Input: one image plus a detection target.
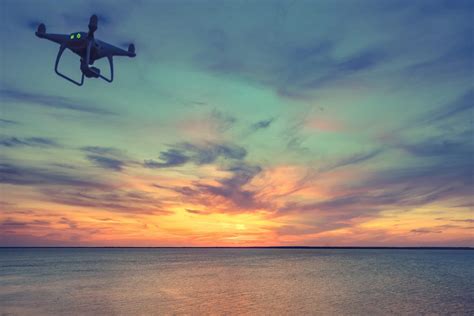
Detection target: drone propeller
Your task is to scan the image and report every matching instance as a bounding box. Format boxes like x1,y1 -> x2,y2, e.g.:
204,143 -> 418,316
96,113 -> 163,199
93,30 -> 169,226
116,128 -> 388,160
36,23 -> 46,36
128,44 -> 135,55
88,14 -> 98,38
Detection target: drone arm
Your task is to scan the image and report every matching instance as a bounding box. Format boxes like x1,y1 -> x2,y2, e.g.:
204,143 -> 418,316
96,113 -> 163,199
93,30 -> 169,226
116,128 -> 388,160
55,44 -> 84,86
97,40 -> 136,58
35,24 -> 68,45
36,32 -> 69,45
110,47 -> 132,57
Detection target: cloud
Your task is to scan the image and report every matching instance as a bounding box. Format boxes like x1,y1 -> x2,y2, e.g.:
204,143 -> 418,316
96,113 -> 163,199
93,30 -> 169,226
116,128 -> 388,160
321,149 -> 383,172
0,136 -> 60,148
0,233 -> 80,247
399,139 -> 472,158
0,219 -> 28,227
410,228 -> 443,234
0,88 -> 116,115
81,146 -> 124,156
210,109 -> 237,132
144,141 -> 247,168
359,141 -> 471,207
451,219 -> 474,223
362,134 -> 473,204
276,223 -> 347,237
281,184 -> 458,218
404,26 -> 473,80
1,161 -> 169,215
197,163 -> 262,208
181,1 -> 471,102
286,48 -> 388,97
0,218 -> 51,229
186,208 -> 211,215
172,162 -> 263,211
422,89 -> 474,125
176,109 -> 237,138
276,133 -> 473,231
337,50 -> 386,73
86,155 -> 126,171
41,187 -> 170,215
197,24 -> 390,99
0,162 -> 104,188
0,118 -> 19,125
250,118 -> 274,131
144,149 -> 189,168
81,146 -> 129,171
184,142 -> 246,164
154,160 -> 263,212
57,217 -> 78,229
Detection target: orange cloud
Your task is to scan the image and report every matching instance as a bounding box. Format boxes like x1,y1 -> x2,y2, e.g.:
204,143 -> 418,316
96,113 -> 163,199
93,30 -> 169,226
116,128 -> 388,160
304,117 -> 346,132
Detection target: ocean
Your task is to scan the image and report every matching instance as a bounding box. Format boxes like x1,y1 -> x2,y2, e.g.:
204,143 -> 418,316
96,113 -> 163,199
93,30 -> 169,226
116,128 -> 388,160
0,248 -> 473,315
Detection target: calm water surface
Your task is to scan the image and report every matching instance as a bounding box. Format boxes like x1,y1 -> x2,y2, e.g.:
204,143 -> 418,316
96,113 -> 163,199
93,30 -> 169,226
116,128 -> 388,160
0,248 -> 473,315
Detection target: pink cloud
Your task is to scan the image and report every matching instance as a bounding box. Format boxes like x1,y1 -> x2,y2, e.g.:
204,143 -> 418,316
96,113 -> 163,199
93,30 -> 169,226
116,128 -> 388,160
304,117 -> 346,132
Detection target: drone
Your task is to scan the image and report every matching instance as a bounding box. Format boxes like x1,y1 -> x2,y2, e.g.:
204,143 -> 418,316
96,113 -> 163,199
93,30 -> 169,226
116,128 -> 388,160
35,14 -> 136,86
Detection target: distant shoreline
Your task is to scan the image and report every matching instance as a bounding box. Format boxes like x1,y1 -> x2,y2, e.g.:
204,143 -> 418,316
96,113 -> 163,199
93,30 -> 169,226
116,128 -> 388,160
0,246 -> 472,250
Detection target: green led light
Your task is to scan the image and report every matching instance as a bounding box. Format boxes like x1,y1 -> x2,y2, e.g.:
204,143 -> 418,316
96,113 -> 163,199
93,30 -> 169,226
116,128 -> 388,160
77,33 -> 81,39
70,34 -> 74,39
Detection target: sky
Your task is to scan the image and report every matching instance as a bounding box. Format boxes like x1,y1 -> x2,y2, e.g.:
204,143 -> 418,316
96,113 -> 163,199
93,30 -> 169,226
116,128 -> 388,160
0,0 -> 473,246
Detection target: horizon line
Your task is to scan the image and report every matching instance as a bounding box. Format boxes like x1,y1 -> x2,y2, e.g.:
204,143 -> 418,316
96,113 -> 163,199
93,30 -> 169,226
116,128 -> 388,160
1,246 -> 472,250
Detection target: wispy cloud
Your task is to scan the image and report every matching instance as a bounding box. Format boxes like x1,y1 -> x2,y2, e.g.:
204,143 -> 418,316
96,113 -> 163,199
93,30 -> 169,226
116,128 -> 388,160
0,218 -> 51,229
86,155 -> 126,171
250,118 -> 274,132
81,146 -> 129,171
161,161 -> 263,212
422,89 -> 474,125
144,141 -> 247,168
320,149 -> 383,172
145,149 -> 189,168
41,187 -> 171,215
410,228 -> 443,234
186,208 -> 211,215
0,162 -> 105,188
81,146 -> 124,156
195,162 -> 263,210
0,136 -> 60,148
0,118 -> 19,126
0,88 -> 116,115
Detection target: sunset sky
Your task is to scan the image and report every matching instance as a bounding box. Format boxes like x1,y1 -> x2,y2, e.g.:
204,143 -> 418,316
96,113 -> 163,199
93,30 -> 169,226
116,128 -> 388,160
1,0 -> 472,246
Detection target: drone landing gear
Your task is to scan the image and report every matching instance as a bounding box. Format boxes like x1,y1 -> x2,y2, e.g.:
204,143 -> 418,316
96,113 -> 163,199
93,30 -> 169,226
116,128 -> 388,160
55,44 -> 84,86
85,41 -> 114,83
54,43 -> 114,86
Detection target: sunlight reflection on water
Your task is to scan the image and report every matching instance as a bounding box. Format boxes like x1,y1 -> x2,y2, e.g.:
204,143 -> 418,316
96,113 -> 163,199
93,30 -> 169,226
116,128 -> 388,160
1,248 -> 473,315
